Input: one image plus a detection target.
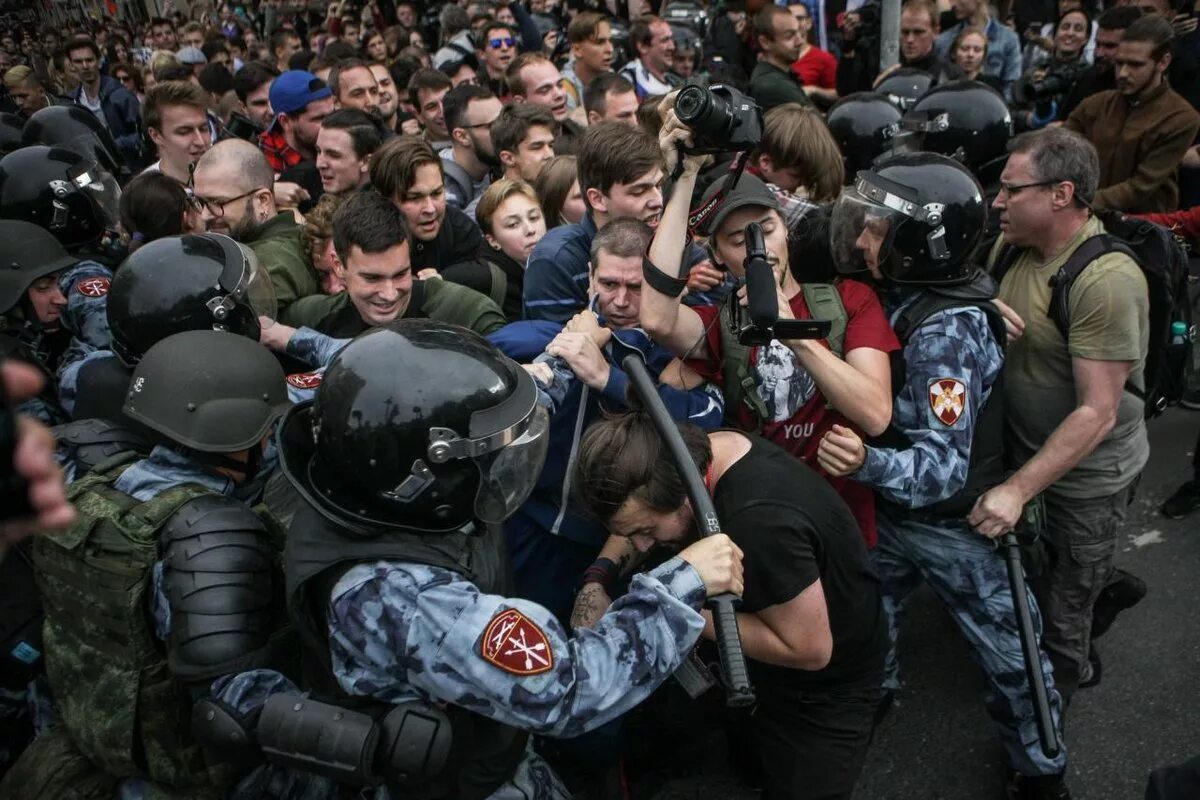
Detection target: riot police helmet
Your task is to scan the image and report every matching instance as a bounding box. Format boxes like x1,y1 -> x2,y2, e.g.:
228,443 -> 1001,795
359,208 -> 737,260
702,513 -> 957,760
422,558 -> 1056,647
22,105 -> 125,177
278,320 -> 550,535
826,92 -> 903,178
894,80 -> 1013,176
0,113 -> 25,156
107,233 -> 277,366
0,145 -> 121,251
123,330 -> 290,453
874,67 -> 935,111
0,220 -> 79,315
830,151 -> 985,284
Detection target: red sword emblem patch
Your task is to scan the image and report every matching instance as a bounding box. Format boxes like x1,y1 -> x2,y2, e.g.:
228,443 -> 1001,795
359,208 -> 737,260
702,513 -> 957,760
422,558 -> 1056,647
75,277 -> 110,297
481,608 -> 555,677
286,371 -> 323,389
928,377 -> 967,426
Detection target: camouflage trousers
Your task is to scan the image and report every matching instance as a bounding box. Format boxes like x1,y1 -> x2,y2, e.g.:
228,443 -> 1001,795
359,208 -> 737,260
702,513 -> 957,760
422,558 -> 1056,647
872,508 -> 1068,777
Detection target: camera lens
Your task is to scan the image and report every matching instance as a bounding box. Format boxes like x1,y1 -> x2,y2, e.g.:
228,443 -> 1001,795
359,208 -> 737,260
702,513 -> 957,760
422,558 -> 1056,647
675,85 -> 710,125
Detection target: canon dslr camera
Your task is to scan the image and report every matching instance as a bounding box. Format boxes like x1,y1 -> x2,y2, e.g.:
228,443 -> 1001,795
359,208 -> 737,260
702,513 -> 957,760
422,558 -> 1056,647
674,84 -> 764,154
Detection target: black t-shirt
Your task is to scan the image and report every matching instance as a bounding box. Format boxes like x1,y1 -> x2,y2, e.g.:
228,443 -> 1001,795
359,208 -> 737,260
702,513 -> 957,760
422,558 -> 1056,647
712,434 -> 887,691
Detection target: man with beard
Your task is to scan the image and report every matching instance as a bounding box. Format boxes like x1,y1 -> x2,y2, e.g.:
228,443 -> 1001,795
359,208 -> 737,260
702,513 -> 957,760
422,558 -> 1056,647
749,5 -> 813,111
441,83 -> 503,211
1057,6 -> 1143,121
141,81 -> 212,184
1065,14 -> 1200,211
192,139 -> 316,314
260,70 -> 334,174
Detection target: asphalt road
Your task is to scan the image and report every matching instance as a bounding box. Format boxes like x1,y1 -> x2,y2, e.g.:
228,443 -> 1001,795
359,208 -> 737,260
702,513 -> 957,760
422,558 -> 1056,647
650,407 -> 1200,800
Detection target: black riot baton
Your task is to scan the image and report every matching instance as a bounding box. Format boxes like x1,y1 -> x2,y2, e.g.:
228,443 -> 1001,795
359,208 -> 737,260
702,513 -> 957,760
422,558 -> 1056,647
1001,533 -> 1060,758
621,353 -> 756,709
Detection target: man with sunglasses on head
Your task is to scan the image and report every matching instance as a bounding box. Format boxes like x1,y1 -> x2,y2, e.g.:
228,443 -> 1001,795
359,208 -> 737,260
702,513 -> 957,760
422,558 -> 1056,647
192,139 -> 316,317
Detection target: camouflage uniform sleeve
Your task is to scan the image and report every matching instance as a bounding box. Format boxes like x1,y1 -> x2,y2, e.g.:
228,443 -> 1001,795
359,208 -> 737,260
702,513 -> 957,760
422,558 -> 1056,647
329,557 -> 706,739
855,307 -> 1003,509
284,327 -> 351,369
57,261 -> 113,351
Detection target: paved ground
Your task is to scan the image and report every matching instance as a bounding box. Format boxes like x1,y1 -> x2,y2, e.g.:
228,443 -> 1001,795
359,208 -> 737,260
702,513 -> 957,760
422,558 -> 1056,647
649,408 -> 1200,800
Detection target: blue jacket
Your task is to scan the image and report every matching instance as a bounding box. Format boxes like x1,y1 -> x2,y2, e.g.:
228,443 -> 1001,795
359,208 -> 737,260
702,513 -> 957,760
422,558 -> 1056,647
489,319 -> 724,547
72,76 -> 143,168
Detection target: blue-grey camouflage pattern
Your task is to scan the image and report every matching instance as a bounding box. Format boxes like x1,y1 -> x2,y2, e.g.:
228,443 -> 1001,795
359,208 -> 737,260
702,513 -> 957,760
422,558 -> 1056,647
279,327 -> 351,403
855,304 -> 1003,507
55,347 -> 112,418
851,298 -> 1066,777
324,556 -> 706,794
873,512 -> 1067,776
57,261 -> 113,356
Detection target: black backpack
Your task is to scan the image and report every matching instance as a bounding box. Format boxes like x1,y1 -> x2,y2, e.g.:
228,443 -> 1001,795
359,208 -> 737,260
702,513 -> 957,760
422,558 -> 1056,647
992,209 -> 1192,419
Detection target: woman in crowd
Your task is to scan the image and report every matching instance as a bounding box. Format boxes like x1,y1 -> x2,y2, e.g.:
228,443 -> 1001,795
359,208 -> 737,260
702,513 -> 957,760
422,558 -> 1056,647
439,178 -> 546,321
364,30 -> 389,63
535,154 -> 586,228
1014,8 -> 1091,128
945,27 -> 1003,91
119,171 -> 203,250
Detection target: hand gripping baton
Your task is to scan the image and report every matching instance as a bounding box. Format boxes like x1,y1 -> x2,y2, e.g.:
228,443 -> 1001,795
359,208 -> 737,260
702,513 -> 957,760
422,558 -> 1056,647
1001,533 -> 1060,758
621,353 -> 756,708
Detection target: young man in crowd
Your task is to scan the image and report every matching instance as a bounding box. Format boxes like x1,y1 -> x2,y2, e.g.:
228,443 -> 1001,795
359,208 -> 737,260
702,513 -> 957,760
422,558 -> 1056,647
368,61 -> 400,132
408,68 -> 454,151
232,62 -> 278,130
562,11 -> 615,110
260,70 -> 334,173
494,103 -> 556,185
329,58 -> 381,117
620,15 -> 681,99
749,5 -> 813,111
584,73 -> 639,127
272,29 -> 301,74
143,80 -> 212,184
315,109 -> 382,197
65,36 -> 142,167
478,21 -> 519,97
507,53 -> 584,155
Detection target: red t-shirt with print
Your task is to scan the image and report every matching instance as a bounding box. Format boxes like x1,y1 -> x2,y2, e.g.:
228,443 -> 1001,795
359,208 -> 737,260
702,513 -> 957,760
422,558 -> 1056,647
792,47 -> 838,90
687,279 -> 899,548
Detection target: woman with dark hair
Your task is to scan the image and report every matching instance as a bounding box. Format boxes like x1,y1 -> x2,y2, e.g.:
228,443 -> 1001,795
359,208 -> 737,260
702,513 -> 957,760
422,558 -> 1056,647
110,62 -> 144,104
534,155 -> 586,228
118,171 -> 202,250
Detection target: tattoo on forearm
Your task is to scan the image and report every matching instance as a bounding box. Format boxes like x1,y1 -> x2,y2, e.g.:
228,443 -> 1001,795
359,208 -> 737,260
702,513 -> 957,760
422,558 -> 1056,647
570,585 -> 609,629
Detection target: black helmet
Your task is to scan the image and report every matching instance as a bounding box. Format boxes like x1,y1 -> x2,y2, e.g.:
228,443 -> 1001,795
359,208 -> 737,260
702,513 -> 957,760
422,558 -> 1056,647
874,68 -> 935,111
830,151 -> 985,285
0,220 -> 79,315
107,233 -> 277,366
826,93 -> 903,178
22,105 -> 125,177
0,113 -> 24,156
895,80 -> 1013,177
0,145 -> 121,251
123,330 -> 290,453
278,320 -> 549,534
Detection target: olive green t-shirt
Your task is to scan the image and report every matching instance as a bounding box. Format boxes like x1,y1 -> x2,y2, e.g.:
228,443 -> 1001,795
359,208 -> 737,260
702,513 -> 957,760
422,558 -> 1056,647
991,216 -> 1150,498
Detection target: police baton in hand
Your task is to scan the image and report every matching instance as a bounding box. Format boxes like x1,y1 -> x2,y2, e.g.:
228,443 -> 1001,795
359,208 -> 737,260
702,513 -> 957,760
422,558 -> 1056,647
621,353 -> 756,709
1001,533 -> 1060,758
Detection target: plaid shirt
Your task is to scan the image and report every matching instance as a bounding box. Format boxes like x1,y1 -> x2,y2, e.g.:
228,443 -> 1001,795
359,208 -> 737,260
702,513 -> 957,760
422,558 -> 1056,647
259,127 -> 303,173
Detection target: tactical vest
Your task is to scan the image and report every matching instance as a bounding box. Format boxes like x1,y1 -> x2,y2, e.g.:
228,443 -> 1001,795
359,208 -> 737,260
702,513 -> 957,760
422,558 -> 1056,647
717,282 -> 848,427
873,275 -> 1008,519
32,454 -> 258,793
284,505 -> 528,800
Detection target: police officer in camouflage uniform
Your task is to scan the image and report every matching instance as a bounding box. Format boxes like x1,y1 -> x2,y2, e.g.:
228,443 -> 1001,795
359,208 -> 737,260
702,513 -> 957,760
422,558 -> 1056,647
2,330 -> 294,799
818,153 -> 1070,800
254,320 -> 742,798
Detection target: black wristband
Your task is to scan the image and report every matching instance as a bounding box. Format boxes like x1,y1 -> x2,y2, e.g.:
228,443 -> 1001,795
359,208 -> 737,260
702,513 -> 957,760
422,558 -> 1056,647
581,557 -> 619,592
642,255 -> 689,298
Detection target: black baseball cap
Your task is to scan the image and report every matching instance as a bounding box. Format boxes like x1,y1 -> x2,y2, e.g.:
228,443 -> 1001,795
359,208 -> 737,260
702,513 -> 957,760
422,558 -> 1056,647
695,172 -> 781,237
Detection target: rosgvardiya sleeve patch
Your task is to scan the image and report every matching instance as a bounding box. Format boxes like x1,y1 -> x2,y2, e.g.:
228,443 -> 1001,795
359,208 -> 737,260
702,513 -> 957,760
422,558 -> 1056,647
928,377 -> 967,426
480,608 -> 555,676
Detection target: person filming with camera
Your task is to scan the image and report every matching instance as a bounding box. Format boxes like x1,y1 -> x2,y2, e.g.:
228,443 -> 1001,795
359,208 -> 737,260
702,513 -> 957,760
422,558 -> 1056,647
639,87 -> 900,550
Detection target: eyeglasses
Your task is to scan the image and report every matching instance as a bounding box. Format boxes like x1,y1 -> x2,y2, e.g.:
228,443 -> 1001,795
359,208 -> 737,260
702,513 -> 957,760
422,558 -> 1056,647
189,187 -> 263,217
488,37 -> 516,49
997,179 -> 1059,197
462,116 -> 500,129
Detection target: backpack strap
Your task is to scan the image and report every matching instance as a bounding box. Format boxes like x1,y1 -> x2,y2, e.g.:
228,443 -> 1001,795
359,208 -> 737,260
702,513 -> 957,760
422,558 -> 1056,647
440,159 -> 476,210
800,282 -> 847,359
487,262 -> 509,312
990,242 -> 1022,286
717,302 -> 769,429
1046,233 -> 1147,400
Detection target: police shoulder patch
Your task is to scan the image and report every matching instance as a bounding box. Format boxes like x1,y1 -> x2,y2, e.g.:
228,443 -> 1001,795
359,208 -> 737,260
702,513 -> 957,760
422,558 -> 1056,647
286,371 -> 322,389
480,608 -> 555,677
75,277 -> 110,297
928,377 -> 967,426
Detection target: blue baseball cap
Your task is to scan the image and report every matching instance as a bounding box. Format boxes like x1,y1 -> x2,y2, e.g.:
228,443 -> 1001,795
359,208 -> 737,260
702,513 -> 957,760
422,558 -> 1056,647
269,70 -> 332,117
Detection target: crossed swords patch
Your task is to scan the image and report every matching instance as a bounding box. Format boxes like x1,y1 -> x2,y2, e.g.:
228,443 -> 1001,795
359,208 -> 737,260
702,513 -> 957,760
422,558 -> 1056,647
481,608 -> 555,676
928,377 -> 967,427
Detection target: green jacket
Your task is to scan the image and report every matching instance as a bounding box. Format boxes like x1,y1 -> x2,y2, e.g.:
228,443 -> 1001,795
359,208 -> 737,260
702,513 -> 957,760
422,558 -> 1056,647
280,277 -> 507,338
245,212 -> 316,314
749,60 -> 813,112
